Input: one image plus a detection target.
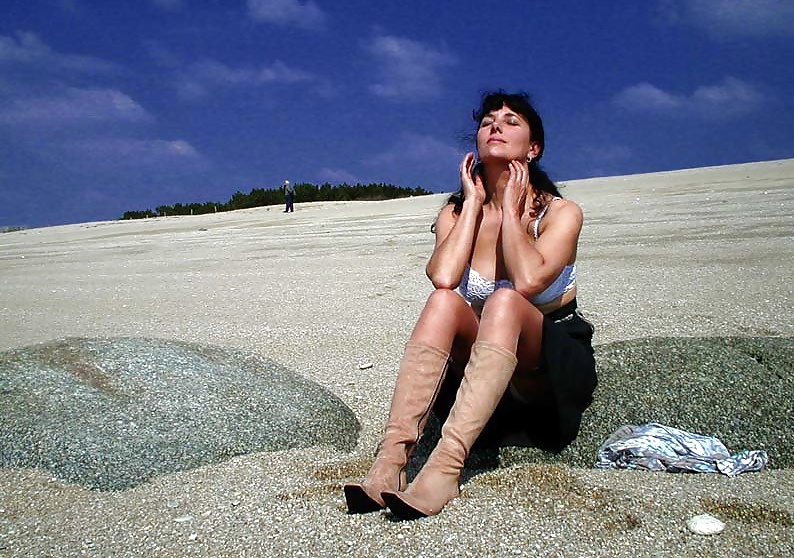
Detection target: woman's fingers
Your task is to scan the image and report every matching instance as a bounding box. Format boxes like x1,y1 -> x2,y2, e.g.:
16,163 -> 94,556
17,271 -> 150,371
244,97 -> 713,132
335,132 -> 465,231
459,152 -> 475,186
459,154 -> 469,181
508,160 -> 523,192
504,160 -> 530,215
458,152 -> 485,205
514,160 -> 528,187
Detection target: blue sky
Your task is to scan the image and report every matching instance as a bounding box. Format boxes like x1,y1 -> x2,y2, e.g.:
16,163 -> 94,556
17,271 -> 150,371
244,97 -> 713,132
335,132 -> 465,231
1,0 -> 792,228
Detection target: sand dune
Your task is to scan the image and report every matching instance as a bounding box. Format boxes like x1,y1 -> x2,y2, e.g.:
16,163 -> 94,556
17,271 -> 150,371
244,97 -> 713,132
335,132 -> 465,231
1,159 -> 792,557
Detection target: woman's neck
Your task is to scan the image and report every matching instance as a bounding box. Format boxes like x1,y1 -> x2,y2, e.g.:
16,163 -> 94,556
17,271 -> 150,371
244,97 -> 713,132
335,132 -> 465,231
482,165 -> 509,207
482,163 -> 537,211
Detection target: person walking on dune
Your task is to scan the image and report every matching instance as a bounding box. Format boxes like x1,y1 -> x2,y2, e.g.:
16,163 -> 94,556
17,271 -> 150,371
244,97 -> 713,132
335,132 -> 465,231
283,180 -> 295,213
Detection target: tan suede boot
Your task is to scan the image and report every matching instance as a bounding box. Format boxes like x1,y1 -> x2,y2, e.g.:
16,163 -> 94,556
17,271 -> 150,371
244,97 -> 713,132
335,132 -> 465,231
344,342 -> 449,513
381,341 -> 517,519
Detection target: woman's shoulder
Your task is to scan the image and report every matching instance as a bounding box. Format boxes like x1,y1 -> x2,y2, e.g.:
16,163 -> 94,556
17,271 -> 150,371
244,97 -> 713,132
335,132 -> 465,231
431,202 -> 458,235
542,197 -> 583,231
549,197 -> 582,217
437,202 -> 459,221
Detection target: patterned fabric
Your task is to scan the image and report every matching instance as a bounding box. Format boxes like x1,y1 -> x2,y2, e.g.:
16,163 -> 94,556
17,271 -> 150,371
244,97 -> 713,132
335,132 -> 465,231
458,263 -> 576,307
595,423 -> 768,476
458,266 -> 514,307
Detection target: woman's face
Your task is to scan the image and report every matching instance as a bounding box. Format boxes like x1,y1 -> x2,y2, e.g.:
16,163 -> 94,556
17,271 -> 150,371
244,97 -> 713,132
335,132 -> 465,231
476,104 -> 535,163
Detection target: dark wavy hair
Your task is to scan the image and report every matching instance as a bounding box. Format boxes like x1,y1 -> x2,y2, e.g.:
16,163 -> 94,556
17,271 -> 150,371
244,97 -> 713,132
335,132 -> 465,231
445,90 -> 562,220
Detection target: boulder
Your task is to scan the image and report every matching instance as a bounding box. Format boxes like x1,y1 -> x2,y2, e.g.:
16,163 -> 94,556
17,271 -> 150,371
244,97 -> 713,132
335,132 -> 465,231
0,337 -> 360,490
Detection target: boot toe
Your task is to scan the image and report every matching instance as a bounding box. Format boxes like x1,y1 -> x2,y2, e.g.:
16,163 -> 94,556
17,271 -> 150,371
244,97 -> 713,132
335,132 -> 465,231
381,491 -> 432,520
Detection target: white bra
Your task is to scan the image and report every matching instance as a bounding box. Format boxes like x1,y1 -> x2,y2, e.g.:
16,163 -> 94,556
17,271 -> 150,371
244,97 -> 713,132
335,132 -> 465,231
458,264 -> 576,307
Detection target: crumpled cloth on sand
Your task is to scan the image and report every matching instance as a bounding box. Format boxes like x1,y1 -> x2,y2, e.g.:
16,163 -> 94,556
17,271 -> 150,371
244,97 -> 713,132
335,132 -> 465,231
595,422 -> 768,476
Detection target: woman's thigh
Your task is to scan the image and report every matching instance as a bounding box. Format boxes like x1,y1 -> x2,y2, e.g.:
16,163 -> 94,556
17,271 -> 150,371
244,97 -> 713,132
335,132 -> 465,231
408,288 -> 480,363
477,288 -> 544,371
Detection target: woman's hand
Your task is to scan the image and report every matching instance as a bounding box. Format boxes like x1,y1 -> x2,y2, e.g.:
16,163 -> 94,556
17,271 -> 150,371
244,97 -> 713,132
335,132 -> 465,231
503,159 -> 530,218
460,152 -> 486,206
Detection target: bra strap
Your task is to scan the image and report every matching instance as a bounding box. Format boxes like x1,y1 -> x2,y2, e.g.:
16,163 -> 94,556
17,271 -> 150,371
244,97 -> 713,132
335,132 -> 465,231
532,197 -> 562,239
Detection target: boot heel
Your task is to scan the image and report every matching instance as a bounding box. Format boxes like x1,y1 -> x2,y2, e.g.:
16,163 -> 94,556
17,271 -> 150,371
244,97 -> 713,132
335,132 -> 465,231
381,491 -> 429,520
343,484 -> 387,514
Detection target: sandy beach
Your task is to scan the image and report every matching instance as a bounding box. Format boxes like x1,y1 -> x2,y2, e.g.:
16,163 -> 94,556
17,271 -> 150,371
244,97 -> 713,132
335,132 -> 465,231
1,159 -> 793,557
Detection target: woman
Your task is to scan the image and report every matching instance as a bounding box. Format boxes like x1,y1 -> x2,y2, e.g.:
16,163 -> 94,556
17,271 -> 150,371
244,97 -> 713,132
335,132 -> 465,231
344,91 -> 597,519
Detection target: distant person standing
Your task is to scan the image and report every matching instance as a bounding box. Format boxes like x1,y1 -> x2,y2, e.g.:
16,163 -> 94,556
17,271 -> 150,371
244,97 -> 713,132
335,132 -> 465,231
283,180 -> 295,213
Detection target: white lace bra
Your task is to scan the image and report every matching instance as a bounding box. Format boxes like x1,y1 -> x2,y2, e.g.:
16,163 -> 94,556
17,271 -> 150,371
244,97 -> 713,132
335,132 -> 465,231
457,197 -> 576,308
458,264 -> 576,307
458,266 -> 514,306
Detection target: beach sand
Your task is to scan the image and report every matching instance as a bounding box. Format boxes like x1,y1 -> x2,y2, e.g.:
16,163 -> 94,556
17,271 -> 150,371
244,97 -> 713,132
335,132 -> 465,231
1,159 -> 792,557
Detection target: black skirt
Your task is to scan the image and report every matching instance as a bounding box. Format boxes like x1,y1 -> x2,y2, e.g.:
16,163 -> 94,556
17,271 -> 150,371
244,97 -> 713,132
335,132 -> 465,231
431,299 -> 597,453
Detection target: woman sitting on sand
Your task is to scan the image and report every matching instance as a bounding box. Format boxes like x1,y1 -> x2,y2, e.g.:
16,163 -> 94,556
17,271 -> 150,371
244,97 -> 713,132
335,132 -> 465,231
344,90 -> 597,519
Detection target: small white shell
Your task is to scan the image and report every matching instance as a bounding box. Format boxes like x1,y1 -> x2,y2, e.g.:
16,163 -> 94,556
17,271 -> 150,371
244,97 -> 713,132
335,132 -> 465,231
687,513 -> 725,535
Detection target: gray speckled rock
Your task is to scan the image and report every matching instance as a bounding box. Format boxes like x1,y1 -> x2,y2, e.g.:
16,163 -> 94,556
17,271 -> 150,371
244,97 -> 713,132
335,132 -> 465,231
579,336 -> 793,468
0,337 -> 360,491
433,336 -> 794,472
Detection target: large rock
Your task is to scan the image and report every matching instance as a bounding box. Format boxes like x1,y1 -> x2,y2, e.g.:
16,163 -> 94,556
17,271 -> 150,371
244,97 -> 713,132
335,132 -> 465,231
580,336 -> 794,468
425,336 -> 794,471
0,337 -> 360,490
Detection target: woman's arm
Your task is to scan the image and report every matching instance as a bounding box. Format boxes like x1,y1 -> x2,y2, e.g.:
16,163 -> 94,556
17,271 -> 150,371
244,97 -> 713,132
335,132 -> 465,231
500,161 -> 582,298
425,154 -> 485,289
426,200 -> 482,289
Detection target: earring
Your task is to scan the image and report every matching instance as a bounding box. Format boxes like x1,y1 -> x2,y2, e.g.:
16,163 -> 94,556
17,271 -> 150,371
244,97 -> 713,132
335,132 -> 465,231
526,155 -> 533,164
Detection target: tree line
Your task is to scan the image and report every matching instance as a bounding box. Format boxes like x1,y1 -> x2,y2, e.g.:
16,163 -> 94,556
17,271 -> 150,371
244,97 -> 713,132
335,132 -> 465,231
121,182 -> 433,220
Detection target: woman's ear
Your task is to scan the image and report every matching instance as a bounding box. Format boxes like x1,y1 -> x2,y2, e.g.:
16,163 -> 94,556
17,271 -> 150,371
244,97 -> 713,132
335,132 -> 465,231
527,142 -> 541,161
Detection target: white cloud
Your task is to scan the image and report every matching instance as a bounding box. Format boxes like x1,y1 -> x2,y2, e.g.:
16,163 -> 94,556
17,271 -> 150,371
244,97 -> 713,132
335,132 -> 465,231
177,58 -> 317,99
613,77 -> 764,119
0,87 -> 152,126
371,133 -> 463,166
613,83 -> 683,111
0,32 -> 47,62
691,77 -> 764,116
191,58 -> 314,85
175,81 -> 208,102
364,34 -> 457,101
582,144 -> 634,163
72,138 -> 204,166
0,31 -> 121,74
247,0 -> 327,29
144,40 -> 182,69
574,143 -> 634,178
27,137 -> 208,179
317,167 -> 359,184
659,0 -> 794,37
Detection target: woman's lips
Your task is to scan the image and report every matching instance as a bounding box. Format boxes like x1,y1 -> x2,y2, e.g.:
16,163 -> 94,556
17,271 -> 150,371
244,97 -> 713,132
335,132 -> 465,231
487,137 -> 506,144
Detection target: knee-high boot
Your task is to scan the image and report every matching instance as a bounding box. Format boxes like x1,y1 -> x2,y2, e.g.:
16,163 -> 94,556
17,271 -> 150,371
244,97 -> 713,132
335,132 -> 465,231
344,341 -> 449,513
381,341 -> 517,519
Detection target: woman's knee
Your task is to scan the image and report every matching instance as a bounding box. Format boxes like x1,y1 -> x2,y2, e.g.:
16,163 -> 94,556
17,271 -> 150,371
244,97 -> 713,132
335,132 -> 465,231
481,288 -> 527,319
413,288 -> 476,342
425,288 -> 468,312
